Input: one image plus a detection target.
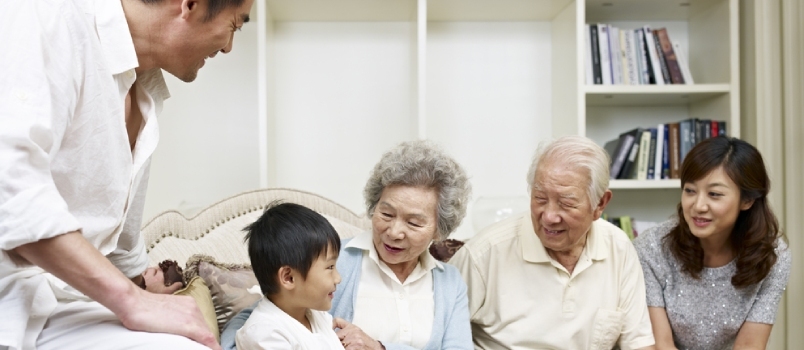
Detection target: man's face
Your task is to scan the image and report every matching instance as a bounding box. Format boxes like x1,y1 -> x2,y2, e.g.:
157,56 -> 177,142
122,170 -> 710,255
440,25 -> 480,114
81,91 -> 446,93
529,159 -> 608,256
164,0 -> 255,82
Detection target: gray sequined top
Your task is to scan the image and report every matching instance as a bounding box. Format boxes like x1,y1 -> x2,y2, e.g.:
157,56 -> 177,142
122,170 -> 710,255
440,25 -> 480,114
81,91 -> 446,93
633,219 -> 791,350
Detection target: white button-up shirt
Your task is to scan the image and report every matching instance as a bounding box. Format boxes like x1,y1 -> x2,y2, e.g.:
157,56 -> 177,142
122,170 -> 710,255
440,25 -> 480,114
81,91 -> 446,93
0,1 -> 169,348
348,231 -> 438,348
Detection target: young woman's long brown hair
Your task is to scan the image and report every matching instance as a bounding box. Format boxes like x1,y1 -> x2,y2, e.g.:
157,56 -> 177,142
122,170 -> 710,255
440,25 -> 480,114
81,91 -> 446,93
664,136 -> 781,288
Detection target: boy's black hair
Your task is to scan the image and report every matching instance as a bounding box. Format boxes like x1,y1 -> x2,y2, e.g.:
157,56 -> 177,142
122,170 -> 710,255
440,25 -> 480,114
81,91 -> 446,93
244,201 -> 341,296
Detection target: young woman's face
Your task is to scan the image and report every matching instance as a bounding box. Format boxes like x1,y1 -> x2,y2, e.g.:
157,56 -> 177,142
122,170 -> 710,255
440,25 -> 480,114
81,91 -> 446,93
681,166 -> 753,242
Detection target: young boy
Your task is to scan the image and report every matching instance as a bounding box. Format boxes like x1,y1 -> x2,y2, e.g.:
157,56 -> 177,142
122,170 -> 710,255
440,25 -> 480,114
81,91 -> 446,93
236,202 -> 344,350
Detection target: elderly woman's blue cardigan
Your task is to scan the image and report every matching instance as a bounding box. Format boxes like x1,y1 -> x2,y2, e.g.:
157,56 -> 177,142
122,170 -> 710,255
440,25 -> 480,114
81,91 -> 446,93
220,235 -> 473,350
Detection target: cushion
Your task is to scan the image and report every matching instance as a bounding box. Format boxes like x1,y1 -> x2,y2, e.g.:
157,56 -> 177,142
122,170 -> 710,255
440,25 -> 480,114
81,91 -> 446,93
185,254 -> 260,331
174,276 -> 220,342
429,239 -> 465,262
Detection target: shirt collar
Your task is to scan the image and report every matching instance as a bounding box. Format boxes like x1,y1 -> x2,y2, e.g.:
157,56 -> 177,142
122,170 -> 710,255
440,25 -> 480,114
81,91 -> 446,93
346,230 -> 444,272
93,0 -> 139,75
519,214 -> 609,263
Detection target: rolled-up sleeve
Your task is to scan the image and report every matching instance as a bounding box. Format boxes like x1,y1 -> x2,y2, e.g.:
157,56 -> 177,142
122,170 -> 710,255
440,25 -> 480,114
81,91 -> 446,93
0,1 -> 82,251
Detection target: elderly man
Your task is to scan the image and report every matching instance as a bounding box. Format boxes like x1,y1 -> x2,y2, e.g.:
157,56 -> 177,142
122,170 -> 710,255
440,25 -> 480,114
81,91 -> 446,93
449,136 -> 655,350
0,0 -> 253,349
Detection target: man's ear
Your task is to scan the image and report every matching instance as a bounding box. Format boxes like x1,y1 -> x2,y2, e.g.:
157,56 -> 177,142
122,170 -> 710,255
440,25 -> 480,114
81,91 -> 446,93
277,266 -> 296,291
593,190 -> 613,220
180,0 -> 200,20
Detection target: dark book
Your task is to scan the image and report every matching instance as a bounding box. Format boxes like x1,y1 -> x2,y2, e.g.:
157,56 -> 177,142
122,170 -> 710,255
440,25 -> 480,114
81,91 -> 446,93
702,119 -> 711,141
646,128 -> 658,180
679,119 -> 693,165
635,29 -> 651,85
604,133 -> 636,179
652,30 -> 672,84
668,122 -> 681,179
662,124 -> 670,179
718,121 -> 727,136
590,24 -> 602,84
655,28 -> 685,84
639,28 -> 657,84
618,128 -> 643,179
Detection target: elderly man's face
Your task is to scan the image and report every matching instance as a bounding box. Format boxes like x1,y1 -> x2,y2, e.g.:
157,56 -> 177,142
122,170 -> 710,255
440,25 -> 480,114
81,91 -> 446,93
530,159 -> 608,256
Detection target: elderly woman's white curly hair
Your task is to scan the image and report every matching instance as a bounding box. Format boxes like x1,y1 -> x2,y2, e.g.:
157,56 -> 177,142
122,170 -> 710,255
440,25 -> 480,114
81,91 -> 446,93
363,140 -> 472,240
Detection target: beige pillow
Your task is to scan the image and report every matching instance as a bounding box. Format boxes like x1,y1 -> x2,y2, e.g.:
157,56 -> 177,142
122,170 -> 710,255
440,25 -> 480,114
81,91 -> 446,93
185,255 -> 260,331
174,276 -> 220,342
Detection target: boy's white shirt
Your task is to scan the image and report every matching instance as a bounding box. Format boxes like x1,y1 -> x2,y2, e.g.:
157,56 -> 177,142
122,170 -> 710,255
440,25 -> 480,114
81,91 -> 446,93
236,297 -> 344,350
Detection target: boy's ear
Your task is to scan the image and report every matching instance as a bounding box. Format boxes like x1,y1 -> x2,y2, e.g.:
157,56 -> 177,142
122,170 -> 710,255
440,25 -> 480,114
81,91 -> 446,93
277,266 -> 296,291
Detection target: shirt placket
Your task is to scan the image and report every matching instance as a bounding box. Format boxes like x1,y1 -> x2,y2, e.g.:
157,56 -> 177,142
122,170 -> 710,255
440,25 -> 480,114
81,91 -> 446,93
393,283 -> 413,343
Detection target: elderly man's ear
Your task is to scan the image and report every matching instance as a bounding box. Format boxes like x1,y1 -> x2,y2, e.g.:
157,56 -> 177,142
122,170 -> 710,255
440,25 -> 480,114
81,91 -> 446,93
593,190 -> 613,220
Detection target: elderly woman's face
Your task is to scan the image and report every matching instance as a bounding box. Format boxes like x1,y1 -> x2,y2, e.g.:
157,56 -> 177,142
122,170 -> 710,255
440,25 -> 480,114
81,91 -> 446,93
372,185 -> 439,272
530,160 -> 607,257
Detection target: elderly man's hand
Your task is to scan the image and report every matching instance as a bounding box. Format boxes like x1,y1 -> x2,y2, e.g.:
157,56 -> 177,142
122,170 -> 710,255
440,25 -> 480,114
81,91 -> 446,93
334,317 -> 384,350
118,286 -> 221,350
142,266 -> 183,294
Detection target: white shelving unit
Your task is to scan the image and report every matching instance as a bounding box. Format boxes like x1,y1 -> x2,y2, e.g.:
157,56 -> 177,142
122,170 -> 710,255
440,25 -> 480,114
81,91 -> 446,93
146,0 -> 740,237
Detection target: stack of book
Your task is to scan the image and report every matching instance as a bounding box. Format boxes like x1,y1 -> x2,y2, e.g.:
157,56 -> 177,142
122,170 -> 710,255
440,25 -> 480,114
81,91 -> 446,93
601,214 -> 659,240
585,23 -> 693,85
604,119 -> 727,180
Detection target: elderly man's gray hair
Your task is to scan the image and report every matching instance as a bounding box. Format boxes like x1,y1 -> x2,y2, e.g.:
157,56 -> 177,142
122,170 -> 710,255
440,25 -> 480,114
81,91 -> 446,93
526,135 -> 610,210
364,140 -> 471,240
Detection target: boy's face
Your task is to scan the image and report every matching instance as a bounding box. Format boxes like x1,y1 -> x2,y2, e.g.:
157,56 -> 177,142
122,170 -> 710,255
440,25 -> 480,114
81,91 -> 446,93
295,245 -> 341,311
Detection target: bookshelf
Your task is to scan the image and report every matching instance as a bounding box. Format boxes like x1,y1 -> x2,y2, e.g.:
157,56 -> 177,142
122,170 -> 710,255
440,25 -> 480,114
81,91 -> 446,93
147,0 -> 739,238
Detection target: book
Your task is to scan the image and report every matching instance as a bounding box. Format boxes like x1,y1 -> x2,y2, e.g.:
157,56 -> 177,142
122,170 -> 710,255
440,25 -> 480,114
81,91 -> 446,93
643,25 -> 664,85
718,121 -> 727,136
604,133 -> 636,179
619,29 -> 631,85
646,128 -> 658,180
635,29 -> 651,84
668,122 -> 681,178
623,30 -> 639,85
661,123 -> 670,179
585,24 -> 594,85
679,118 -> 697,163
672,40 -> 694,84
711,120 -> 719,138
609,26 -> 622,84
598,24 -> 612,85
636,129 -> 652,180
652,30 -> 672,84
655,28 -> 685,84
655,124 -> 665,180
590,24 -> 602,84
619,128 -> 643,179
620,216 -> 635,240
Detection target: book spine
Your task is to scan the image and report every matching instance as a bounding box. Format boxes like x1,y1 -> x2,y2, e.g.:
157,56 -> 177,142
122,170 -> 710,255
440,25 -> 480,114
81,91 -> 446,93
656,28 -> 685,84
612,135 -> 635,179
609,26 -> 622,84
673,41 -> 695,84
669,123 -> 681,179
719,121 -> 727,136
620,132 -> 642,179
598,24 -> 612,85
590,25 -> 602,84
662,124 -> 670,179
619,30 -> 631,85
680,120 -> 691,163
585,24 -> 594,85
635,29 -> 650,84
711,120 -> 719,137
637,130 -> 652,180
643,26 -> 664,85
652,30 -> 672,84
655,124 -> 665,180
703,120 -> 711,141
647,128 -> 658,180
625,31 -> 639,85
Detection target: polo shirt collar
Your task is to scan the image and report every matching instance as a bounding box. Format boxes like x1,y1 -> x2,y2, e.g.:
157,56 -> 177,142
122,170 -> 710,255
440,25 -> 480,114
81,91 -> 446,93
346,231 -> 444,271
519,214 -> 609,263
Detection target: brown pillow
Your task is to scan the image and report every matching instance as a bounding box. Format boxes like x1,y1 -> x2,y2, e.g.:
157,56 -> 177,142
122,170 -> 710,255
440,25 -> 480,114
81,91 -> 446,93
184,255 -> 260,332
174,276 -> 220,342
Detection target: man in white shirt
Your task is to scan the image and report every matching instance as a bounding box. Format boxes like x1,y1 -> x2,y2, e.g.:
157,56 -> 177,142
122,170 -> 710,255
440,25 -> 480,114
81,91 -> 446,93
0,0 -> 253,349
449,136 -> 656,350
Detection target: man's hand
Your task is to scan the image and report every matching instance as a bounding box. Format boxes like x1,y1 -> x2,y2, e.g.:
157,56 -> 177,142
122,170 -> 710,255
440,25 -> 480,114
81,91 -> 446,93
333,317 -> 384,350
142,266 -> 183,294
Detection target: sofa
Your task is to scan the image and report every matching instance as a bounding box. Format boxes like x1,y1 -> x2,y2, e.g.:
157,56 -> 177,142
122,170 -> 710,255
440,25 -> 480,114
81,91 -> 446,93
141,188 -> 371,339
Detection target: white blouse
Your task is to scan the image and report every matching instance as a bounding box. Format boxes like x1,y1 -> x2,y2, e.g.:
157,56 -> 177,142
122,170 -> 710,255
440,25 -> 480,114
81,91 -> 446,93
348,231 -> 438,348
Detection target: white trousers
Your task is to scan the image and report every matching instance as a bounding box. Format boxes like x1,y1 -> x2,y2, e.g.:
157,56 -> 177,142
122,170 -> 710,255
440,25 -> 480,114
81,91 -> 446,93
32,299 -> 211,350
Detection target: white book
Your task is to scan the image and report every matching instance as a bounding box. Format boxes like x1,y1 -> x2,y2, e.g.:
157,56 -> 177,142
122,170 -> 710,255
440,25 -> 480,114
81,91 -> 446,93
655,124 -> 665,181
598,24 -> 612,85
643,25 -> 665,85
637,129 -> 652,180
609,26 -> 622,84
622,30 -> 638,85
585,24 -> 593,85
635,29 -> 650,84
673,40 -> 695,84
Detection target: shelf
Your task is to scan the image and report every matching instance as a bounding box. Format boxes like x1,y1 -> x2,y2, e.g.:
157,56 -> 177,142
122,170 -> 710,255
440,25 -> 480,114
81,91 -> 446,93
265,0 -> 416,21
585,84 -> 730,106
428,0 -> 572,21
586,0 -> 723,22
609,179 -> 681,190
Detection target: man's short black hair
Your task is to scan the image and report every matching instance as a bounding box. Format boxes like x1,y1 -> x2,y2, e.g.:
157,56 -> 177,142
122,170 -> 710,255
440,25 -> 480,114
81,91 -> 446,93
141,0 -> 247,22
244,202 -> 341,296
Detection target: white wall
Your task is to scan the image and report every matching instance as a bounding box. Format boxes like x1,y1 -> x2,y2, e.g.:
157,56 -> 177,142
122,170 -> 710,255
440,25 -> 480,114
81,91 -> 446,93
143,24 -> 261,221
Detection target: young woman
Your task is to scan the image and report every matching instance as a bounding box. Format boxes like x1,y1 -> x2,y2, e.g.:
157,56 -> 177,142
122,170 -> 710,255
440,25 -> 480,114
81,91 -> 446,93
633,136 -> 791,350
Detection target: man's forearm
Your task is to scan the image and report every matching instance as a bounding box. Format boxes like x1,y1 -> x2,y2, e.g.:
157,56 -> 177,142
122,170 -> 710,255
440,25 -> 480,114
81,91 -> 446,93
12,231 -> 140,316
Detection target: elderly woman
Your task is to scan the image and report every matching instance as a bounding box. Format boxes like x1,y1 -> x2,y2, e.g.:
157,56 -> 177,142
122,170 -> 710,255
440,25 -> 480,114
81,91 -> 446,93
221,140 -> 473,350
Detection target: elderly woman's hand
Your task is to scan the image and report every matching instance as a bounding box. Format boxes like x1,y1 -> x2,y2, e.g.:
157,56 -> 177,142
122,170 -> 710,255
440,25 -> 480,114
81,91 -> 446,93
333,318 -> 385,350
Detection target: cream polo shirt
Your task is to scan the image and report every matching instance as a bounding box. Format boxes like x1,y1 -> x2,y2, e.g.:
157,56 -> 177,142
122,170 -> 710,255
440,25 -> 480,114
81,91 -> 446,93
449,213 -> 654,350
0,0 -> 168,348
347,231 -> 439,348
